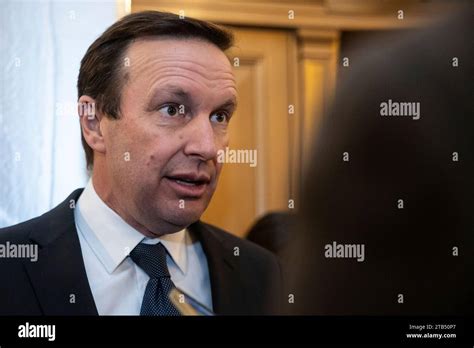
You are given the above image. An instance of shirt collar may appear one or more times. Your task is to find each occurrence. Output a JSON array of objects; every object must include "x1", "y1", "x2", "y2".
[
  {"x1": 75, "y1": 180, "x2": 188, "y2": 275},
  {"x1": 141, "y1": 228, "x2": 188, "y2": 275}
]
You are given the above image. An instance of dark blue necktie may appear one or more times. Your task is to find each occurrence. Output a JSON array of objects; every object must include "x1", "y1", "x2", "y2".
[{"x1": 130, "y1": 243, "x2": 181, "y2": 316}]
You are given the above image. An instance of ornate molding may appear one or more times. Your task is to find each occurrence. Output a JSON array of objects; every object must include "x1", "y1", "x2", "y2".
[{"x1": 133, "y1": 0, "x2": 437, "y2": 30}]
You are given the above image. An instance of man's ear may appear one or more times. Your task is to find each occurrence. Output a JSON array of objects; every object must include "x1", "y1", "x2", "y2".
[{"x1": 78, "y1": 95, "x2": 106, "y2": 155}]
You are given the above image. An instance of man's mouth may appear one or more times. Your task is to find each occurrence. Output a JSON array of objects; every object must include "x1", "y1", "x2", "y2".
[
  {"x1": 174, "y1": 179, "x2": 199, "y2": 186},
  {"x1": 164, "y1": 173, "x2": 211, "y2": 197},
  {"x1": 165, "y1": 173, "x2": 211, "y2": 185}
]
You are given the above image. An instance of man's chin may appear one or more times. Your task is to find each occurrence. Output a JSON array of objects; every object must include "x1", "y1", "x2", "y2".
[
  {"x1": 142, "y1": 199, "x2": 209, "y2": 234},
  {"x1": 162, "y1": 209, "x2": 203, "y2": 231},
  {"x1": 143, "y1": 214, "x2": 199, "y2": 236}
]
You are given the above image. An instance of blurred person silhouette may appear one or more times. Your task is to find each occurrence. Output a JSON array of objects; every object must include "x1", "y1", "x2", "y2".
[
  {"x1": 288, "y1": 5, "x2": 473, "y2": 315},
  {"x1": 246, "y1": 212, "x2": 294, "y2": 257}
]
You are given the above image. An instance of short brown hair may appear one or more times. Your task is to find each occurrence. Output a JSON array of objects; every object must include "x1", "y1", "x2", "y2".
[{"x1": 77, "y1": 10, "x2": 234, "y2": 170}]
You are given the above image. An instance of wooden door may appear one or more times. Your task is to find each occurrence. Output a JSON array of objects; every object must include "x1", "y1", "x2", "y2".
[{"x1": 201, "y1": 27, "x2": 299, "y2": 237}]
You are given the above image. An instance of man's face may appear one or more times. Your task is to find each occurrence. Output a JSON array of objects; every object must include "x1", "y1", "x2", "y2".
[{"x1": 100, "y1": 38, "x2": 237, "y2": 236}]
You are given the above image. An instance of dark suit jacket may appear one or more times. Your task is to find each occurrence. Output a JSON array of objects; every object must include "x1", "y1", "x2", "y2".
[{"x1": 0, "y1": 189, "x2": 282, "y2": 315}]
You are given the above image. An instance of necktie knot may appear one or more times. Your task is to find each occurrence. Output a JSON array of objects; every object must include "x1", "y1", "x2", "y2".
[{"x1": 130, "y1": 242, "x2": 170, "y2": 279}]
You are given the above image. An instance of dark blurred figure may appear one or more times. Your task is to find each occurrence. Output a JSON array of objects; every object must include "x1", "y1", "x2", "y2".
[
  {"x1": 289, "y1": 5, "x2": 473, "y2": 315},
  {"x1": 246, "y1": 212, "x2": 293, "y2": 257}
]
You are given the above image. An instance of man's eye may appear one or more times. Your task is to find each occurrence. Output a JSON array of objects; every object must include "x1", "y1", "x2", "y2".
[
  {"x1": 210, "y1": 111, "x2": 229, "y2": 124},
  {"x1": 158, "y1": 104, "x2": 180, "y2": 117}
]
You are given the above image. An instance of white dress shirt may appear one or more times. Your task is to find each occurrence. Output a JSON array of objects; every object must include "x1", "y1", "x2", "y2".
[{"x1": 74, "y1": 180, "x2": 213, "y2": 315}]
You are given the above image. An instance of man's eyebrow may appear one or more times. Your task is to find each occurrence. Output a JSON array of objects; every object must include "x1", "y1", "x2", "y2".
[
  {"x1": 157, "y1": 85, "x2": 193, "y2": 102},
  {"x1": 149, "y1": 84, "x2": 237, "y2": 110},
  {"x1": 146, "y1": 85, "x2": 192, "y2": 112},
  {"x1": 217, "y1": 98, "x2": 238, "y2": 111}
]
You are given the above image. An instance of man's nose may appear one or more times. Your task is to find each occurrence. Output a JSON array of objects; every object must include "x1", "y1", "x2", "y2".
[{"x1": 183, "y1": 114, "x2": 220, "y2": 161}]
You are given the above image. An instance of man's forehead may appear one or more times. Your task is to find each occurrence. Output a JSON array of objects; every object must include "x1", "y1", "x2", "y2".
[
  {"x1": 125, "y1": 37, "x2": 233, "y2": 74},
  {"x1": 124, "y1": 37, "x2": 237, "y2": 103}
]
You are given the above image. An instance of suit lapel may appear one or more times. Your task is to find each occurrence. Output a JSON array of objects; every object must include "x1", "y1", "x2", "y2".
[
  {"x1": 24, "y1": 189, "x2": 98, "y2": 315},
  {"x1": 190, "y1": 221, "x2": 248, "y2": 315}
]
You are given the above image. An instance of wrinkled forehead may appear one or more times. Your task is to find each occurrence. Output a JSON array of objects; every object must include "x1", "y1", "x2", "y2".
[{"x1": 124, "y1": 37, "x2": 235, "y2": 85}]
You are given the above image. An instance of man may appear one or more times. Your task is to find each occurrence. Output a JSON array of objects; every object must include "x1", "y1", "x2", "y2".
[{"x1": 0, "y1": 11, "x2": 281, "y2": 315}]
